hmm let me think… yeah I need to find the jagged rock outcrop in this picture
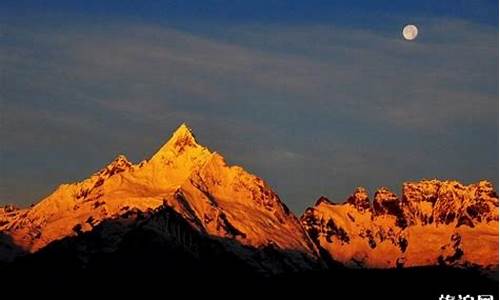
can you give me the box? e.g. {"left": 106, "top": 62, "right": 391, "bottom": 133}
{"left": 301, "top": 180, "right": 499, "bottom": 272}
{"left": 401, "top": 180, "right": 499, "bottom": 227}
{"left": 346, "top": 187, "right": 371, "bottom": 212}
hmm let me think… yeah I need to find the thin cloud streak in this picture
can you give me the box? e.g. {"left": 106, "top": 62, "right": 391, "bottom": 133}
{"left": 1, "top": 17, "right": 497, "bottom": 212}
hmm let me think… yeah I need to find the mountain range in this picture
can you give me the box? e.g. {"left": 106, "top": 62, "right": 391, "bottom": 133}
{"left": 0, "top": 124, "right": 498, "bottom": 296}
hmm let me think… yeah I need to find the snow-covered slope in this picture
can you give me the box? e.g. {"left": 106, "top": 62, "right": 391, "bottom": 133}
{"left": 0, "top": 124, "right": 321, "bottom": 273}
{"left": 301, "top": 180, "right": 499, "bottom": 271}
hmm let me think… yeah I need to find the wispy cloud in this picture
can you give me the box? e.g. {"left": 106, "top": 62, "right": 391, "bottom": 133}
{"left": 0, "top": 17, "right": 497, "bottom": 212}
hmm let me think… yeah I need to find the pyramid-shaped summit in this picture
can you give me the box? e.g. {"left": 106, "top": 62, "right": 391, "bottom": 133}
{"left": 169, "top": 123, "right": 197, "bottom": 145}
{"left": 0, "top": 123, "right": 321, "bottom": 274}
{"left": 149, "top": 123, "right": 205, "bottom": 162}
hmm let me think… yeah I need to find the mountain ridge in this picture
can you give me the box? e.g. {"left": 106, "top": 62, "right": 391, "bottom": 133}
{"left": 0, "top": 123, "right": 497, "bottom": 278}
{"left": 0, "top": 123, "right": 322, "bottom": 273}
{"left": 301, "top": 180, "right": 498, "bottom": 273}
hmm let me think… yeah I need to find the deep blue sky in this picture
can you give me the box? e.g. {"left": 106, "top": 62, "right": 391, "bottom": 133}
{"left": 1, "top": 1, "right": 498, "bottom": 213}
{"left": 3, "top": 1, "right": 498, "bottom": 24}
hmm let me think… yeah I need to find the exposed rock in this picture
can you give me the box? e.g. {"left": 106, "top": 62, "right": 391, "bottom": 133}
{"left": 301, "top": 181, "right": 499, "bottom": 271}
{"left": 346, "top": 187, "right": 371, "bottom": 212}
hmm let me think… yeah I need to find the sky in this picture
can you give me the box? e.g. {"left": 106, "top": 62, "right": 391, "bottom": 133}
{"left": 0, "top": 1, "right": 498, "bottom": 213}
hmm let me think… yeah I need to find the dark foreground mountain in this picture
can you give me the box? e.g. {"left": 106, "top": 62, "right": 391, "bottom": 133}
{"left": 1, "top": 203, "right": 497, "bottom": 299}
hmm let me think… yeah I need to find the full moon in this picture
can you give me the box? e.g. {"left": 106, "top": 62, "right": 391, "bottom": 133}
{"left": 402, "top": 24, "right": 418, "bottom": 41}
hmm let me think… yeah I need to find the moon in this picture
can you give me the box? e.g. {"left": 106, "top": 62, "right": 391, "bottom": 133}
{"left": 402, "top": 24, "right": 418, "bottom": 41}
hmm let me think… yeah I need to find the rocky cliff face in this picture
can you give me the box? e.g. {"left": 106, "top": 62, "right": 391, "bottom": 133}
{"left": 0, "top": 124, "right": 321, "bottom": 274}
{"left": 301, "top": 180, "right": 498, "bottom": 272}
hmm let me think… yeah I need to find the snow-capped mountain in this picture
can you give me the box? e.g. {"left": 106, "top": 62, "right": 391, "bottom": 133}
{"left": 0, "top": 124, "right": 321, "bottom": 274}
{"left": 0, "top": 124, "right": 498, "bottom": 279}
{"left": 301, "top": 180, "right": 499, "bottom": 272}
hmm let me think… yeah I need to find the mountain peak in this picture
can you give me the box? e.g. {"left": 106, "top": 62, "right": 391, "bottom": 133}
{"left": 346, "top": 187, "right": 371, "bottom": 212}
{"left": 93, "top": 154, "right": 132, "bottom": 179}
{"left": 173, "top": 122, "right": 195, "bottom": 137}
{"left": 314, "top": 196, "right": 333, "bottom": 206}
{"left": 109, "top": 154, "right": 131, "bottom": 167}
{"left": 150, "top": 123, "right": 203, "bottom": 161}
{"left": 169, "top": 123, "right": 198, "bottom": 149}
{"left": 373, "top": 187, "right": 402, "bottom": 217}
